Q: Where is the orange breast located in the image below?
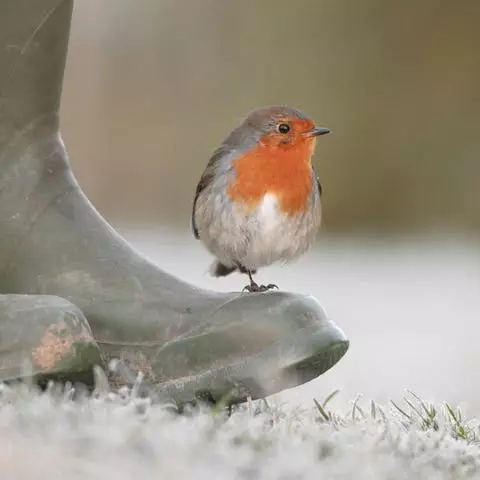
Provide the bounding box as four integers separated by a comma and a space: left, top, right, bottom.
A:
227, 139, 315, 215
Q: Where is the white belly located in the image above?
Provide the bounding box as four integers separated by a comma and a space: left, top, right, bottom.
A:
197, 190, 321, 271
236, 193, 318, 270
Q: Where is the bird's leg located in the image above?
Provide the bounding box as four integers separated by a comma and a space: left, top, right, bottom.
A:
242, 270, 278, 293
242, 270, 260, 292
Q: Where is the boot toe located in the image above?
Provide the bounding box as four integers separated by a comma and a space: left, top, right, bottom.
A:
153, 290, 349, 405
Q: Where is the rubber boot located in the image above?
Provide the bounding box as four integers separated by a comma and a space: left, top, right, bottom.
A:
0, 0, 349, 405
0, 295, 100, 386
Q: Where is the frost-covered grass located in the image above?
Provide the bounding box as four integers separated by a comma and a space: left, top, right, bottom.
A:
2, 377, 480, 480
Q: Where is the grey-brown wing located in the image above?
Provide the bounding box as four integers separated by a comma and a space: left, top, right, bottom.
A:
313, 167, 322, 197
191, 147, 225, 239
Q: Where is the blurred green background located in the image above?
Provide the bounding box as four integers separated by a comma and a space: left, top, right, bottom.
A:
60, 0, 480, 235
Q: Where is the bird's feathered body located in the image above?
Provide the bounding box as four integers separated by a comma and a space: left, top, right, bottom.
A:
192, 106, 328, 291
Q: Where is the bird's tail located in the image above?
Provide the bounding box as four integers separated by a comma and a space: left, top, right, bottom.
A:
209, 261, 237, 277
209, 261, 257, 277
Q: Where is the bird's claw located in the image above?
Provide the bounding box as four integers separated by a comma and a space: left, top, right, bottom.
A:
242, 282, 279, 293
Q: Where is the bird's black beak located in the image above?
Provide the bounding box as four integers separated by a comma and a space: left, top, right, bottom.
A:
306, 127, 331, 137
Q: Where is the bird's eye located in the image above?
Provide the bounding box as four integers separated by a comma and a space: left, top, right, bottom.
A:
277, 123, 290, 134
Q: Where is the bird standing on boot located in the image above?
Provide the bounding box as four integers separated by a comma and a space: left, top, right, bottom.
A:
192, 106, 330, 292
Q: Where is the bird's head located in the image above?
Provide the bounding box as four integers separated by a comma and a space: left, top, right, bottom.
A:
225, 106, 330, 158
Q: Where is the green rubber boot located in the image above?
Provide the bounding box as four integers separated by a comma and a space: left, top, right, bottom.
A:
0, 295, 100, 385
0, 0, 348, 405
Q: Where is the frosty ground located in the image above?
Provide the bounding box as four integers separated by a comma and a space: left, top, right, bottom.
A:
1, 380, 480, 480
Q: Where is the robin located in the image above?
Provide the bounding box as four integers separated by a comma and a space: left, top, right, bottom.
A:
192, 106, 330, 292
